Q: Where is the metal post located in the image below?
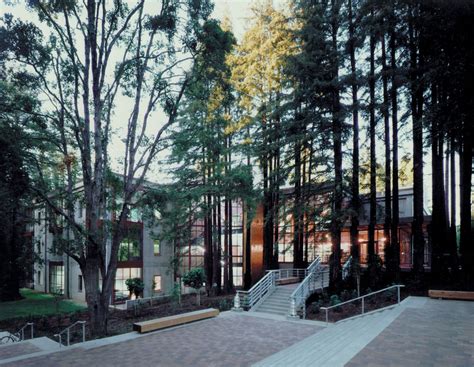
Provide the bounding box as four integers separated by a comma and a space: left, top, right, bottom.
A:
21, 328, 24, 341
362, 297, 365, 314
67, 328, 70, 346
30, 323, 34, 339
325, 308, 328, 324
232, 293, 242, 311
397, 286, 400, 304
288, 298, 298, 319
82, 322, 85, 343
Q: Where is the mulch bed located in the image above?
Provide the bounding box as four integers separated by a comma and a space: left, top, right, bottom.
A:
0, 293, 234, 344
305, 288, 412, 323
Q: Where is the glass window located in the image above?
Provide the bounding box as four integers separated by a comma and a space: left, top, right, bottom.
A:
49, 265, 64, 294
154, 240, 161, 256
118, 238, 141, 261
37, 270, 41, 285
153, 275, 162, 292
114, 267, 142, 301
78, 275, 83, 292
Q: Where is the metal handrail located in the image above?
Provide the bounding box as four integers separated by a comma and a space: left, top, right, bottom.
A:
17, 322, 34, 341
54, 321, 86, 347
236, 270, 276, 310
0, 322, 34, 345
320, 284, 405, 324
289, 257, 329, 318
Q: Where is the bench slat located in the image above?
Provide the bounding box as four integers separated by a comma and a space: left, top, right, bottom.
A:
133, 308, 219, 333
428, 290, 474, 301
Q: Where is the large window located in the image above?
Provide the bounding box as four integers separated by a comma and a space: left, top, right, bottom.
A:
153, 275, 162, 292
78, 275, 83, 292
118, 226, 142, 261
114, 267, 142, 301
49, 264, 64, 294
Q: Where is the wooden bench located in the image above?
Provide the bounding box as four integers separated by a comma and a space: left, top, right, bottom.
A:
276, 277, 300, 285
428, 290, 474, 301
133, 308, 219, 333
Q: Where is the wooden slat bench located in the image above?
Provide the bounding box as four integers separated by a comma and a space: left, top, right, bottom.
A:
428, 290, 474, 301
133, 308, 219, 333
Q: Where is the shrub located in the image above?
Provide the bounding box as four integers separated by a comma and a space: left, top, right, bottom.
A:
125, 278, 145, 299
340, 290, 351, 302
308, 301, 321, 314
330, 295, 342, 313
183, 268, 205, 305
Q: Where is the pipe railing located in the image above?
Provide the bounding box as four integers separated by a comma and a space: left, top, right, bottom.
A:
0, 322, 34, 345
17, 322, 34, 341
320, 284, 405, 324
54, 321, 86, 347
235, 270, 276, 310
268, 268, 307, 281
289, 258, 329, 318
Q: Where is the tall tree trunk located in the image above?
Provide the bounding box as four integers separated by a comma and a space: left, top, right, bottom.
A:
293, 138, 304, 268
368, 20, 377, 284
449, 136, 458, 267
459, 119, 473, 285
348, 0, 360, 270
329, 0, 342, 286
430, 83, 448, 278
409, 6, 425, 275
381, 34, 392, 269
390, 25, 400, 280
223, 197, 229, 290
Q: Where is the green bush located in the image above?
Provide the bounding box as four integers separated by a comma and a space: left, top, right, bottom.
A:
183, 268, 205, 306
182, 268, 205, 290
340, 290, 351, 302
330, 295, 342, 312
308, 301, 321, 314
125, 278, 145, 299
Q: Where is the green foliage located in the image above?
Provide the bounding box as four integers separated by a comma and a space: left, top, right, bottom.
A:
0, 289, 85, 321
182, 268, 205, 290
330, 294, 342, 312
125, 278, 145, 299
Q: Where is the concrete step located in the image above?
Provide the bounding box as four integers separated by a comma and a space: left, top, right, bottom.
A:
262, 300, 289, 307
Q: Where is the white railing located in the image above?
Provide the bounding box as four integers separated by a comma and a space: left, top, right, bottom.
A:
289, 257, 330, 318
235, 270, 276, 310
54, 321, 86, 347
0, 322, 34, 345
269, 268, 307, 282
320, 284, 405, 324
342, 256, 352, 280
126, 294, 169, 310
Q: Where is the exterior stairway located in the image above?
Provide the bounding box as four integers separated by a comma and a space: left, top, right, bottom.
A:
253, 284, 299, 316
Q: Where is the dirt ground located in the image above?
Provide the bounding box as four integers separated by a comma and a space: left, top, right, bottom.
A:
0, 293, 234, 344
305, 288, 413, 322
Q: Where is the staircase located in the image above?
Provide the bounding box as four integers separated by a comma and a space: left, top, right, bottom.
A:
253, 305, 404, 367
254, 284, 298, 316
233, 257, 329, 318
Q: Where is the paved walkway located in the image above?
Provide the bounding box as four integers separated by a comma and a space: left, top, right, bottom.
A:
346, 298, 474, 367
4, 312, 322, 367
255, 297, 474, 367
3, 297, 472, 367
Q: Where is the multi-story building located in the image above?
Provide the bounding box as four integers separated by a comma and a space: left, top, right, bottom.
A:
32, 185, 431, 302
32, 197, 174, 304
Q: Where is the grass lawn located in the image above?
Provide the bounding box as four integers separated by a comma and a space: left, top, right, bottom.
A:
0, 289, 86, 321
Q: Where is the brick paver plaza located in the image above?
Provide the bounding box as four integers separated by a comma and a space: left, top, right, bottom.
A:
3, 298, 473, 366
346, 299, 474, 367
4, 313, 321, 367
